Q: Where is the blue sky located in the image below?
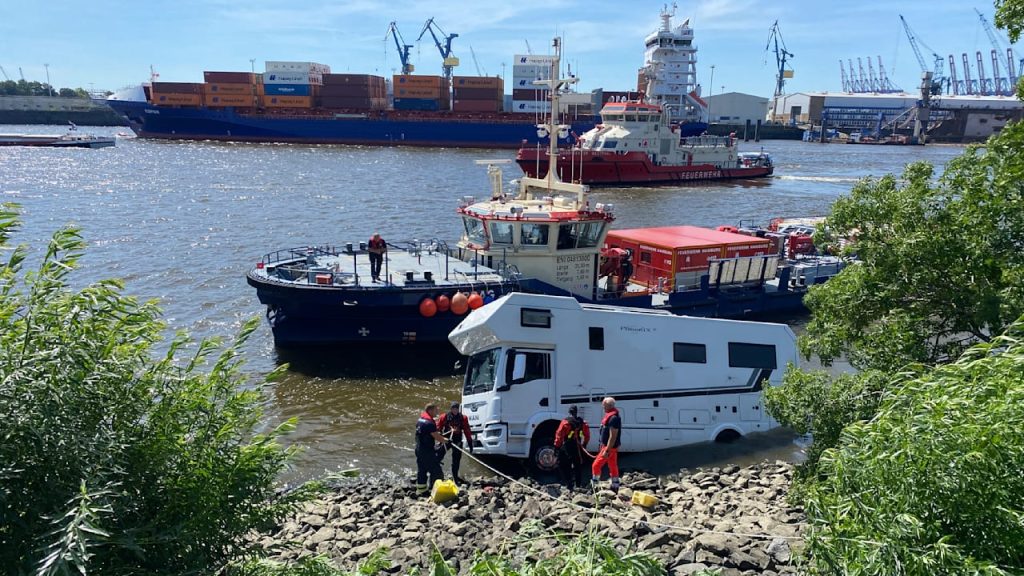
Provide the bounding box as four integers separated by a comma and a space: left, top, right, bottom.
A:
1, 0, 1018, 97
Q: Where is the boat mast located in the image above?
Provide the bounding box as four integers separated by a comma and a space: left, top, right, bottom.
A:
533, 38, 581, 199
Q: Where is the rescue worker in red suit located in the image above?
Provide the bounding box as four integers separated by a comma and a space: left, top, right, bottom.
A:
368, 232, 387, 282
592, 396, 622, 493
437, 401, 474, 484
415, 403, 447, 497
554, 405, 590, 490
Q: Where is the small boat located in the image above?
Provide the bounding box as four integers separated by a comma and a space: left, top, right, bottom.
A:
246, 40, 841, 347
0, 132, 116, 148
516, 100, 773, 186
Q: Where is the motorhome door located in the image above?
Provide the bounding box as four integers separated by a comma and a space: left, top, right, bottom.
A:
499, 348, 554, 427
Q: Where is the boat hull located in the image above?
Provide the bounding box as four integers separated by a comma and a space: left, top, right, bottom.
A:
107, 100, 598, 149
516, 149, 773, 185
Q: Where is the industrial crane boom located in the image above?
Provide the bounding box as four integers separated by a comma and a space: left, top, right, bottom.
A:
417, 18, 459, 80
385, 22, 415, 75
765, 21, 793, 100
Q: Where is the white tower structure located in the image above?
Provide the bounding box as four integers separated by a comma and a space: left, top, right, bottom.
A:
639, 6, 708, 125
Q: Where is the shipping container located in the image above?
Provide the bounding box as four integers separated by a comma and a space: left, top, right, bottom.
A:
395, 86, 445, 98
265, 61, 330, 74
204, 94, 258, 107
512, 65, 552, 78
264, 84, 313, 96
320, 96, 386, 110
320, 84, 374, 98
512, 77, 554, 89
510, 100, 551, 113
264, 95, 313, 108
203, 71, 258, 84
205, 83, 257, 95
512, 89, 549, 101
152, 93, 202, 106
152, 82, 203, 94
452, 76, 503, 89
452, 99, 501, 112
393, 75, 447, 88
604, 227, 771, 290
513, 54, 557, 65
323, 73, 385, 86
392, 98, 443, 111
452, 87, 502, 100
264, 72, 322, 85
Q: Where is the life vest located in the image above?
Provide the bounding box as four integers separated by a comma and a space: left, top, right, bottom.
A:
565, 416, 584, 443
600, 409, 621, 449
415, 412, 437, 452
440, 411, 465, 442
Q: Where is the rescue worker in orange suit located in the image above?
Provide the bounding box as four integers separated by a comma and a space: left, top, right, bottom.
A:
591, 396, 622, 493
415, 403, 448, 497
554, 405, 590, 490
437, 401, 474, 484
368, 232, 387, 282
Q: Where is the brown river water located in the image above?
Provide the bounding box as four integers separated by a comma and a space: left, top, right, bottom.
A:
0, 125, 966, 482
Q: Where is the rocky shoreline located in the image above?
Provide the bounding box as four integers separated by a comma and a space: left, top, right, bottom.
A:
258, 460, 804, 575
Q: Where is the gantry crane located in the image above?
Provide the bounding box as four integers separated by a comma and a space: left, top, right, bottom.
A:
385, 22, 415, 75
417, 18, 459, 80
975, 9, 1017, 95
765, 21, 793, 102
899, 15, 945, 95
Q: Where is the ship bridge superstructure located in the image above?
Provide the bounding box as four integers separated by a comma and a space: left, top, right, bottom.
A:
639, 7, 707, 125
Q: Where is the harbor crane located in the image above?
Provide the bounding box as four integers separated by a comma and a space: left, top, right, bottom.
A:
765, 20, 793, 101
469, 46, 486, 76
417, 18, 459, 80
975, 9, 1017, 94
0, 65, 9, 81
899, 15, 945, 95
385, 22, 415, 75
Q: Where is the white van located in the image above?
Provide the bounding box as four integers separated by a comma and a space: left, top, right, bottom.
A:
448, 293, 798, 469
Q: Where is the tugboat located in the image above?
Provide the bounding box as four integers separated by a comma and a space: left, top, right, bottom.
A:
246, 39, 840, 347
516, 100, 773, 185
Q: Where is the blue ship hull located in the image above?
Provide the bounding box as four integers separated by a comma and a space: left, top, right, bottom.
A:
105, 100, 708, 148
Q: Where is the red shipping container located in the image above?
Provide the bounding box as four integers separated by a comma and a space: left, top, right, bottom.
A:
152, 93, 202, 106
512, 88, 549, 101
393, 74, 447, 88
323, 73, 384, 85
320, 96, 375, 109
452, 99, 500, 112
453, 87, 502, 100
264, 95, 313, 108
452, 76, 503, 89
152, 82, 203, 94
204, 71, 258, 84
320, 84, 374, 97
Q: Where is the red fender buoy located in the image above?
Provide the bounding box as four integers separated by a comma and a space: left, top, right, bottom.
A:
467, 291, 484, 310
451, 292, 469, 315
419, 297, 437, 318
436, 294, 451, 312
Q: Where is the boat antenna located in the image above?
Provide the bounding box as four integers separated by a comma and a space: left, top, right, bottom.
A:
536, 37, 577, 190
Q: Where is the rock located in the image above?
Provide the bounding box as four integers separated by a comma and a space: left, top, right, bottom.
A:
696, 533, 735, 556
309, 526, 336, 545
300, 514, 325, 528
725, 549, 761, 571
766, 537, 792, 564
673, 563, 712, 575
345, 541, 378, 560
640, 532, 673, 550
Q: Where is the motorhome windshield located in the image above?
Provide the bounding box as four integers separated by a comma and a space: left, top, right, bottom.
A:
463, 348, 500, 395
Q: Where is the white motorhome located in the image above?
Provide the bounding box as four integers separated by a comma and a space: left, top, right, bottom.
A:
448, 293, 798, 470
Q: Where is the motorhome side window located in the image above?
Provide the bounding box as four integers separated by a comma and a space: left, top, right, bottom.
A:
464, 348, 500, 395
728, 342, 778, 369
589, 327, 604, 350
520, 308, 552, 328
504, 350, 551, 386
673, 342, 706, 363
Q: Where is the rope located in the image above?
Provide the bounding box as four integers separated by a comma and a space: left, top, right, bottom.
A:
446, 442, 805, 542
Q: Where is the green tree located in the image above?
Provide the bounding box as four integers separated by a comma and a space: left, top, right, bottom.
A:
796, 326, 1024, 575
801, 123, 1024, 373
0, 203, 317, 575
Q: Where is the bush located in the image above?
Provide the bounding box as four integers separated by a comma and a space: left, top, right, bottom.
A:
796, 324, 1024, 574
0, 204, 316, 575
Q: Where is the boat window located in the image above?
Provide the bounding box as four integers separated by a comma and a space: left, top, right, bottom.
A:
640, 251, 652, 264
728, 342, 777, 369
463, 216, 487, 246
489, 221, 514, 245
463, 348, 500, 395
576, 221, 604, 248
521, 223, 549, 246
650, 114, 660, 123
601, 140, 618, 149
503, 349, 551, 387
556, 224, 576, 250
625, 114, 637, 122
673, 342, 707, 364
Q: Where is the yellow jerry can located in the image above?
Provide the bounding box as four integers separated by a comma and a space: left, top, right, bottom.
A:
631, 491, 658, 508
431, 479, 459, 503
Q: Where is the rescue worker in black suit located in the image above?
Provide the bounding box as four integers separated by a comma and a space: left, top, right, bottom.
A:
415, 403, 447, 496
